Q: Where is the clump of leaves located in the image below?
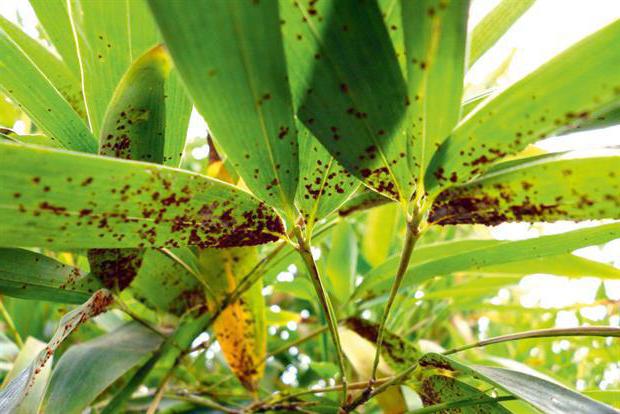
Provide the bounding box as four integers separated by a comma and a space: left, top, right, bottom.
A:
0, 1, 619, 413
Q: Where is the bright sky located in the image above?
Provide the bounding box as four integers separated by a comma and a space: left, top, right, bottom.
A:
2, 0, 619, 325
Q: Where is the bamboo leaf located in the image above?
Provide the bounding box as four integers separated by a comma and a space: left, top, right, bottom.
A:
355, 223, 620, 300
419, 354, 618, 414
0, 248, 102, 304
130, 249, 202, 315
0, 142, 285, 249
30, 0, 81, 77
150, 0, 299, 217
0, 290, 113, 413
362, 203, 401, 267
419, 375, 511, 413
402, 0, 469, 175
295, 122, 360, 232
1, 337, 52, 414
430, 151, 620, 224
469, 0, 535, 67
325, 221, 358, 304
198, 247, 266, 392
0, 28, 96, 152
42, 322, 163, 414
281, 0, 411, 201
426, 20, 620, 192
0, 15, 85, 118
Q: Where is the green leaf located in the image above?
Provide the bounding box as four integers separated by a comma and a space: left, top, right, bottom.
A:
281, 0, 410, 201
355, 223, 620, 300
420, 354, 618, 414
0, 290, 113, 413
1, 129, 62, 148
430, 151, 620, 224
0, 28, 96, 152
42, 322, 163, 414
419, 375, 510, 413
559, 105, 620, 135
0, 142, 284, 249
0, 248, 102, 304
295, 122, 360, 232
30, 0, 81, 76
402, 0, 469, 176
325, 221, 358, 304
469, 0, 535, 67
0, 14, 85, 118
361, 199, 401, 267
130, 249, 202, 315
150, 0, 299, 218
427, 20, 620, 192
1, 337, 52, 414
337, 188, 393, 217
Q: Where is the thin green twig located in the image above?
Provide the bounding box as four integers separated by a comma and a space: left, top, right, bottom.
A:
0, 297, 23, 348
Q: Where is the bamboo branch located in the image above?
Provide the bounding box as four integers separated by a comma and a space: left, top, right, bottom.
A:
443, 326, 620, 355
294, 226, 349, 406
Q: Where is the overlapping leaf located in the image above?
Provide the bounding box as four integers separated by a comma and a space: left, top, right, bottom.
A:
0, 28, 95, 152
0, 249, 102, 304
419, 353, 618, 413
430, 150, 620, 224
150, 0, 299, 217
42, 322, 163, 414
0, 142, 284, 249
281, 0, 410, 201
354, 223, 620, 300
402, 0, 469, 176
198, 247, 266, 392
426, 20, 620, 192
0, 290, 113, 413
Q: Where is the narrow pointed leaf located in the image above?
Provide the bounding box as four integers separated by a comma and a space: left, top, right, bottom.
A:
419, 353, 618, 414
0, 290, 113, 413
469, 0, 535, 67
402, 0, 469, 175
427, 20, 620, 192
0, 142, 284, 249
42, 322, 163, 414
0, 28, 95, 152
0, 248, 102, 304
355, 223, 620, 300
30, 0, 81, 76
0, 15, 85, 118
295, 122, 360, 232
430, 151, 620, 224
1, 337, 52, 414
150, 0, 299, 217
281, 0, 411, 201
130, 248, 202, 315
419, 375, 511, 413
198, 247, 267, 392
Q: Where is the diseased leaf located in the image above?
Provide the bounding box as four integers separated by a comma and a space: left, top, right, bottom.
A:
0, 15, 85, 118
42, 322, 163, 414
419, 353, 618, 414
427, 20, 620, 192
198, 247, 266, 392
281, 0, 411, 201
0, 142, 284, 249
337, 188, 393, 218
1, 337, 52, 414
30, 0, 81, 76
150, 0, 299, 217
420, 375, 510, 413
429, 151, 620, 224
0, 290, 113, 413
0, 28, 96, 152
130, 248, 203, 315
295, 122, 360, 232
0, 248, 102, 304
469, 0, 535, 67
402, 0, 469, 176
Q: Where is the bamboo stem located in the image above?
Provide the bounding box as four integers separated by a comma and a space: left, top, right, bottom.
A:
294, 226, 349, 406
